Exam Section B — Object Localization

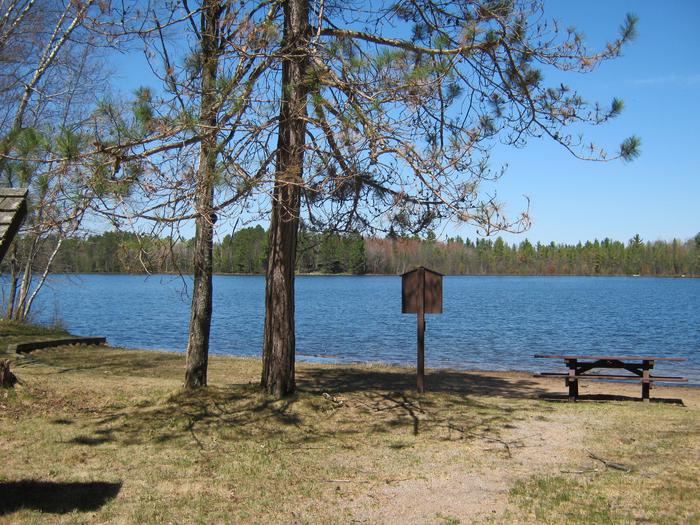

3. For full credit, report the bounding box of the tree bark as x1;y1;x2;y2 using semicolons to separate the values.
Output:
184;0;220;389
13;250;33;321
261;0;309;398
5;243;18;319
23;238;62;319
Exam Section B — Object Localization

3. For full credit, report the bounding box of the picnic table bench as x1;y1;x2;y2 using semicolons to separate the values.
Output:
534;354;687;402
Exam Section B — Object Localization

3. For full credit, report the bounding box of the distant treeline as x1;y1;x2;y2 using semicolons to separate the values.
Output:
6;228;700;276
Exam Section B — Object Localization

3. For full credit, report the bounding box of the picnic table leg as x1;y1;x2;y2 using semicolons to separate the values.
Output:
641;360;652;402
566;359;578;401
566;378;579;401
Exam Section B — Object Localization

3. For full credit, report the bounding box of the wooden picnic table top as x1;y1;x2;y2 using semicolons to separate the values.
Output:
534;354;687;362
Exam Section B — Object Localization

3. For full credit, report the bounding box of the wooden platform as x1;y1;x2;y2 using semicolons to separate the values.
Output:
0;188;28;263
9;337;107;354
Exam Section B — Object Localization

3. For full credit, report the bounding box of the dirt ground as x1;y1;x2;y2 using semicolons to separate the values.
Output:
345;373;699;524
347;411;583;523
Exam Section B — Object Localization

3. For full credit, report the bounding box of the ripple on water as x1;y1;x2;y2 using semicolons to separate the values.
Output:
26;274;700;384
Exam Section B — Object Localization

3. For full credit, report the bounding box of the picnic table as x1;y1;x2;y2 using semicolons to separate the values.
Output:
534;354;687;402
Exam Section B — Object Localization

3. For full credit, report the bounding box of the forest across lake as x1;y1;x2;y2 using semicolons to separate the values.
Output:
5;228;700;277
27;274;700;384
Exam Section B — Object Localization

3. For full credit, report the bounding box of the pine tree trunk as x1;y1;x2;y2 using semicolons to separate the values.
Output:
261;0;309;398
184;0;220;389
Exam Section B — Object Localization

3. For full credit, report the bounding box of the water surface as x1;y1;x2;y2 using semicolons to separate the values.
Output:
22;274;700;384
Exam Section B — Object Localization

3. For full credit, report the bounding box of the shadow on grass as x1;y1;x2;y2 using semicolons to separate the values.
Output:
540;392;685;406
17;348;185;379
65;369;550;449
0;480;121;515
70;435;113;445
71;384;306;447
297;365;547;399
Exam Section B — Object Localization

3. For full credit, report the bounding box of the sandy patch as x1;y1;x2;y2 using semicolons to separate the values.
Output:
345;410;586;524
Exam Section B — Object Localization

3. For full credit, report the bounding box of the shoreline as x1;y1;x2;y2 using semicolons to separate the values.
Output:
5;271;698;278
5;317;696;387
67;343;699;390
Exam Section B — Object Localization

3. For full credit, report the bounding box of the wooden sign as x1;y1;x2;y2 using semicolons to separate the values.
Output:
401;267;444;393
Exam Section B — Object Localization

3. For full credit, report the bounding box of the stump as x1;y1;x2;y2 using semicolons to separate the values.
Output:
0;359;17;388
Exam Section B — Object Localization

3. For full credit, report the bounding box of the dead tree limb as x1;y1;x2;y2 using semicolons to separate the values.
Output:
586;449;632;473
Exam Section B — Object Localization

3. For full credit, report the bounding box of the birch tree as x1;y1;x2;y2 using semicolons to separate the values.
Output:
1;0;107;320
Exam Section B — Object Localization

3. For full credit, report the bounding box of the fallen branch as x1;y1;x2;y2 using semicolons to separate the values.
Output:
447;422;524;458
320;479;371;483
561;468;601;474
586;449;632;473
319;477;411;484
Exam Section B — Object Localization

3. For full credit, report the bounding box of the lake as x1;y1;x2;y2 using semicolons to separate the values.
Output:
20;274;700;384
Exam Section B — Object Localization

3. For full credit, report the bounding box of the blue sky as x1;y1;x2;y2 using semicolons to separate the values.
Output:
452;0;700;245
111;1;699;245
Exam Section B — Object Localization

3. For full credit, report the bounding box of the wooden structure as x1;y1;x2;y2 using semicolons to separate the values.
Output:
534;354;687;401
0;188;28;264
9;337;108;354
402;267;443;393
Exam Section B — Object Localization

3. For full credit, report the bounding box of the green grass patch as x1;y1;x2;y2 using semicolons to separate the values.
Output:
0;320;69;353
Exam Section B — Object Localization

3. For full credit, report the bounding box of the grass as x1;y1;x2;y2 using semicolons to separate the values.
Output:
1;321;698;524
507;402;700;524
0;320;68;346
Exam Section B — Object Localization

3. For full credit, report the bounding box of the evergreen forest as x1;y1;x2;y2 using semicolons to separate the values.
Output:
5;228;698;277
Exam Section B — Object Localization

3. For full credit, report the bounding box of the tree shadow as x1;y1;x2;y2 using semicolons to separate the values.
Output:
39;350;184;378
0;480;121;515
296;365;548;399
69;434;113;445
295;367;554;437
69;384;309;448
63;368;550;450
